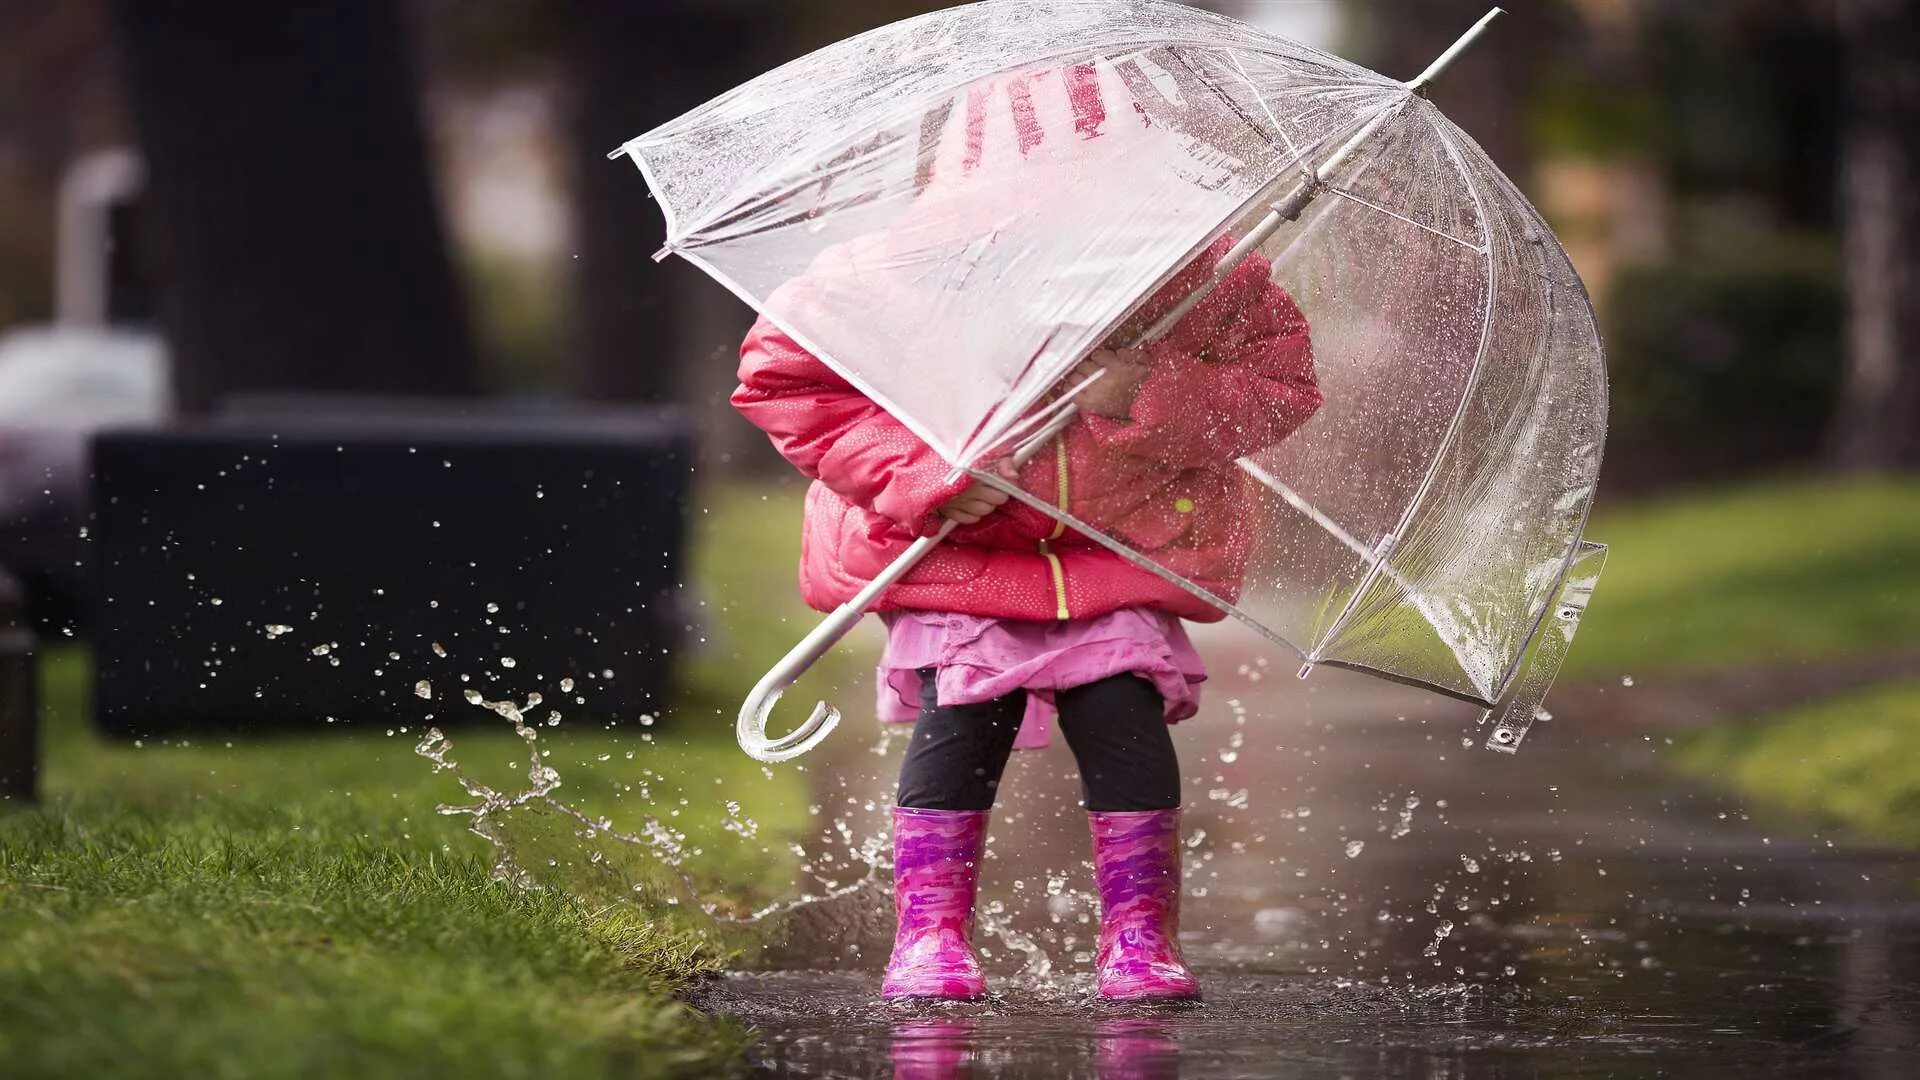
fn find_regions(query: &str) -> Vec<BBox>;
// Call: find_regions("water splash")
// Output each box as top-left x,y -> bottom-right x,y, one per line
413,685 -> 886,930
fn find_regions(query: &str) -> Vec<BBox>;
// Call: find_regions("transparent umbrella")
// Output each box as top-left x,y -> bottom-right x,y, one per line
613,1 -> 1607,762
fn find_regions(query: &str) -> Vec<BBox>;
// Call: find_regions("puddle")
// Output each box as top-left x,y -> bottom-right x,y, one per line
705,663 -> 1920,1077
393,629 -> 1920,1077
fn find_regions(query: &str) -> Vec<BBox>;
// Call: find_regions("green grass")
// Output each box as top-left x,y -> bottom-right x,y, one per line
0,482 -> 834,1079
1673,681 -> 1920,844
1573,475 -> 1920,845
678,479 -> 874,723
1569,474 -> 1920,678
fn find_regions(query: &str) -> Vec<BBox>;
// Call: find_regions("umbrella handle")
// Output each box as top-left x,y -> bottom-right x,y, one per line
737,411 -> 1076,762
737,520 -> 958,762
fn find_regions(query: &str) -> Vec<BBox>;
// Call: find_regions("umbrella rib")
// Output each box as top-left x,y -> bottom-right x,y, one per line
658,34 -> 1391,247
990,368 -> 1108,462
1306,107 -> 1502,695
1222,50 -> 1307,171
1323,185 -> 1486,252
1234,457 -> 1420,598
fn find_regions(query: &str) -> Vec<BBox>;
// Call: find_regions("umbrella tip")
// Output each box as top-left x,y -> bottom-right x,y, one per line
1404,6 -> 1506,92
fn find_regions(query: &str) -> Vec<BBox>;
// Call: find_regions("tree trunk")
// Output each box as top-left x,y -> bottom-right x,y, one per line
106,0 -> 479,412
565,0 -> 785,404
1831,0 -> 1920,470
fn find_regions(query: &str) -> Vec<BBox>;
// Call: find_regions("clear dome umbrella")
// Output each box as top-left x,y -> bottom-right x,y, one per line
612,1 -> 1607,763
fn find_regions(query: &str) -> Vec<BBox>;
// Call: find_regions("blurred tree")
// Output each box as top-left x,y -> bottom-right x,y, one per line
105,0 -> 479,411
1831,0 -> 1920,469
1347,0 -> 1571,184
566,0 -> 781,404
564,0 -> 936,406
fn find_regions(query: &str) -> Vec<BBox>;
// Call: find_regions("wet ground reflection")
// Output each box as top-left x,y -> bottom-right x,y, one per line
701,659 -> 1920,1077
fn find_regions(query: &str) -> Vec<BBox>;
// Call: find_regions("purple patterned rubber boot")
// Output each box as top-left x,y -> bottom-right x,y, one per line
1090,809 -> 1201,1001
882,806 -> 990,1000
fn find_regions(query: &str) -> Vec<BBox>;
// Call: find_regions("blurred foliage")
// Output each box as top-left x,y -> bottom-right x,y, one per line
1529,2 -> 1840,218
1528,69 -> 1658,162
1569,474 -> 1920,678
1640,1 -> 1841,231
1676,681 -> 1920,845
1605,230 -> 1843,478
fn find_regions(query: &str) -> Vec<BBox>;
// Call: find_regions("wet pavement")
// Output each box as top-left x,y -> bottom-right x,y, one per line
696,646 -> 1920,1078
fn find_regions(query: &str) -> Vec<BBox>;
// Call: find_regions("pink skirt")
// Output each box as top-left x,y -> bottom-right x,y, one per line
875,607 -> 1207,750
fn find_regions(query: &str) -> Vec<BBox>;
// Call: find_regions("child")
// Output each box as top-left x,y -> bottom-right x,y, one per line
733,236 -> 1319,1001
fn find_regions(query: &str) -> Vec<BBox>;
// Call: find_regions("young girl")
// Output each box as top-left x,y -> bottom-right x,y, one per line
733,236 -> 1319,1001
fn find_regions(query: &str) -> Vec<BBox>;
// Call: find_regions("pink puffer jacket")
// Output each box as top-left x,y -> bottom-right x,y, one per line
732,237 -> 1321,622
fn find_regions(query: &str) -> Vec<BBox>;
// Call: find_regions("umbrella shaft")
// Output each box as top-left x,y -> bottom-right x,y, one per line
1137,98 -> 1408,345
1407,7 -> 1506,94
1137,7 -> 1503,346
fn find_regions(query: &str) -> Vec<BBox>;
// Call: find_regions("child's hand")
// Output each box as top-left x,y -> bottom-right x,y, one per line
1070,348 -> 1150,419
938,461 -> 1019,524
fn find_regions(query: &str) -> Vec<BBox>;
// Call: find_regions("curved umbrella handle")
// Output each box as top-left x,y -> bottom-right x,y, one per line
737,408 -> 1081,762
737,522 -> 957,762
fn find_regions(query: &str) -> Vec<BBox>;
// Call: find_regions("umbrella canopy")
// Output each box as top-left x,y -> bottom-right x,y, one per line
616,0 -> 1608,752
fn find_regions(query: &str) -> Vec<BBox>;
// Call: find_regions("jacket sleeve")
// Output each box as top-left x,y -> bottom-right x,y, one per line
1080,277 -> 1321,468
732,316 -> 971,537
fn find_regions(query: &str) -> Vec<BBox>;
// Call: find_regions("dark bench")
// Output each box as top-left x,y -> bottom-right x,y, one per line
88,401 -> 693,736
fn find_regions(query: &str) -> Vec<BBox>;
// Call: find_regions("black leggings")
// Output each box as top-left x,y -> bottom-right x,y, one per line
895,670 -> 1182,812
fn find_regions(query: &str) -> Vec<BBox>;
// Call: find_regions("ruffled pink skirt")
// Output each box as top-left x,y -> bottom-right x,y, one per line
876,607 -> 1206,750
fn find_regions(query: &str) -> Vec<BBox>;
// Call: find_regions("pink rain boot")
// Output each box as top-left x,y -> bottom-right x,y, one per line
882,806 -> 990,1000
1090,809 -> 1201,1001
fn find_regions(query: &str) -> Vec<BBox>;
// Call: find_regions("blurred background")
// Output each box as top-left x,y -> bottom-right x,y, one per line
3,0 -> 1911,496
1,2 -> 1917,1075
